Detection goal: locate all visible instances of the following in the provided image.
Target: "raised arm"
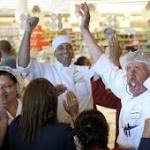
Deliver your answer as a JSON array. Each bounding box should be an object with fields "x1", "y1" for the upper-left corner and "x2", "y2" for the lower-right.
[
  {"x1": 18, "y1": 17, "x2": 39, "y2": 67},
  {"x1": 79, "y1": 2, "x2": 104, "y2": 63},
  {"x1": 104, "y1": 28, "x2": 121, "y2": 66},
  {"x1": 109, "y1": 34, "x2": 121, "y2": 66}
]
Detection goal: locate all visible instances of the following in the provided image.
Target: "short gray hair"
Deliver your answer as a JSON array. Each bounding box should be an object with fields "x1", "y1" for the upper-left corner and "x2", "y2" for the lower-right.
[
  {"x1": 120, "y1": 50, "x2": 150, "y2": 70},
  {"x1": 133, "y1": 51, "x2": 150, "y2": 69}
]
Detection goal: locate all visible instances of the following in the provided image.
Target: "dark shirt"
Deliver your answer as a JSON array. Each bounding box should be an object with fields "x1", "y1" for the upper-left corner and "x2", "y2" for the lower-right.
[
  {"x1": 6, "y1": 116, "x2": 76, "y2": 150},
  {"x1": 138, "y1": 138, "x2": 150, "y2": 150},
  {"x1": 0, "y1": 55, "x2": 16, "y2": 68}
]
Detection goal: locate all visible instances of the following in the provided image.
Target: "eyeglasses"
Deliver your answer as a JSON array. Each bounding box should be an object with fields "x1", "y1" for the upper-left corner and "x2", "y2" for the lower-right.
[{"x1": 0, "y1": 83, "x2": 15, "y2": 91}]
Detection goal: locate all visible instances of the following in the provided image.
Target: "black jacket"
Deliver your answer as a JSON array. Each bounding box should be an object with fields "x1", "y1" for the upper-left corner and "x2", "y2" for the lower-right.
[{"x1": 4, "y1": 116, "x2": 76, "y2": 150}]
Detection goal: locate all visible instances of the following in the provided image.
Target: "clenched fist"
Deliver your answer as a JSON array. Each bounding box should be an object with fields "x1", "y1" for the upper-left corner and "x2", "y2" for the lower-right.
[{"x1": 25, "y1": 17, "x2": 39, "y2": 33}]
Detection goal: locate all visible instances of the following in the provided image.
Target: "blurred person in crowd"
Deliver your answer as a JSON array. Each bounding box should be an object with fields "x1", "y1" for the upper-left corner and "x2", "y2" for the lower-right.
[
  {"x1": 17, "y1": 17, "x2": 94, "y2": 125},
  {"x1": 74, "y1": 56, "x2": 92, "y2": 67},
  {"x1": 75, "y1": 109, "x2": 109, "y2": 150},
  {"x1": 0, "y1": 40, "x2": 16, "y2": 68},
  {"x1": 75, "y1": 109, "x2": 131, "y2": 150},
  {"x1": 5, "y1": 78, "x2": 76, "y2": 150},
  {"x1": 78, "y1": 2, "x2": 150, "y2": 149},
  {"x1": 0, "y1": 66, "x2": 24, "y2": 148}
]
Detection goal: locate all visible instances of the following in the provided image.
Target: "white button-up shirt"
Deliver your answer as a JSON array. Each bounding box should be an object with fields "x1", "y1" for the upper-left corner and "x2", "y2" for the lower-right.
[
  {"x1": 17, "y1": 59, "x2": 94, "y2": 124},
  {"x1": 94, "y1": 54, "x2": 150, "y2": 149}
]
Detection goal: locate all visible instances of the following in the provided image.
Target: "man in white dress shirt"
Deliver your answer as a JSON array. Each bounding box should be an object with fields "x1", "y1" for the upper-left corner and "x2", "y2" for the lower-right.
[
  {"x1": 17, "y1": 17, "x2": 94, "y2": 125},
  {"x1": 79, "y1": 2, "x2": 150, "y2": 149}
]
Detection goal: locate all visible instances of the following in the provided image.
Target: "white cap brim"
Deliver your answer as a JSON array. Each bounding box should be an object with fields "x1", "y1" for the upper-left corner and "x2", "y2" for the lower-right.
[
  {"x1": 0, "y1": 66, "x2": 24, "y2": 94},
  {"x1": 52, "y1": 35, "x2": 71, "y2": 51}
]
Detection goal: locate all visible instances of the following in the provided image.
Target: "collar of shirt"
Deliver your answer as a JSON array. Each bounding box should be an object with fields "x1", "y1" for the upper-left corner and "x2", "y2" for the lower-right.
[
  {"x1": 54, "y1": 59, "x2": 73, "y2": 70},
  {"x1": 7, "y1": 99, "x2": 22, "y2": 125},
  {"x1": 144, "y1": 77, "x2": 150, "y2": 90}
]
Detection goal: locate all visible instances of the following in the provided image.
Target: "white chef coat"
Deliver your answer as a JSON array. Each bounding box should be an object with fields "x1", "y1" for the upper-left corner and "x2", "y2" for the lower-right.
[
  {"x1": 17, "y1": 59, "x2": 94, "y2": 124},
  {"x1": 94, "y1": 54, "x2": 150, "y2": 149},
  {"x1": 144, "y1": 77, "x2": 150, "y2": 90}
]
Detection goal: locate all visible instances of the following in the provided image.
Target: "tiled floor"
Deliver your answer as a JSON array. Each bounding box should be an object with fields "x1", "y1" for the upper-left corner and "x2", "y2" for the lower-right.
[{"x1": 97, "y1": 105, "x2": 116, "y2": 149}]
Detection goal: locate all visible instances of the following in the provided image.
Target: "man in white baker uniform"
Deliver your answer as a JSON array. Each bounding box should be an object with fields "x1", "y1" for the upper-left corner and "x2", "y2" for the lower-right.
[
  {"x1": 78, "y1": 2, "x2": 150, "y2": 150},
  {"x1": 16, "y1": 17, "x2": 94, "y2": 125}
]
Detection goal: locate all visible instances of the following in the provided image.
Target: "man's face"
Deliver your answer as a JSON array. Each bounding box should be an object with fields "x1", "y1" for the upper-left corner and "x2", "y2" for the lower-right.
[
  {"x1": 126, "y1": 61, "x2": 150, "y2": 97},
  {"x1": 54, "y1": 43, "x2": 74, "y2": 66}
]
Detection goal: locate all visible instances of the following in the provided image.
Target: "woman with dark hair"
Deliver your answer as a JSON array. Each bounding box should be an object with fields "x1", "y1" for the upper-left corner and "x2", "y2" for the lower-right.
[
  {"x1": 6, "y1": 78, "x2": 76, "y2": 150},
  {"x1": 75, "y1": 56, "x2": 91, "y2": 67},
  {"x1": 74, "y1": 109, "x2": 109, "y2": 150}
]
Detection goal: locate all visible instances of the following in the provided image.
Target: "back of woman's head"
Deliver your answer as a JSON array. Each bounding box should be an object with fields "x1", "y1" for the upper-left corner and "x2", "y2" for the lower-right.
[
  {"x1": 20, "y1": 78, "x2": 58, "y2": 144},
  {"x1": 75, "y1": 56, "x2": 91, "y2": 66},
  {"x1": 75, "y1": 109, "x2": 109, "y2": 150}
]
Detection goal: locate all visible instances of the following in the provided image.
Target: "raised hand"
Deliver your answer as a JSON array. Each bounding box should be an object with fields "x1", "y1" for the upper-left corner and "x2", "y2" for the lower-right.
[
  {"x1": 78, "y1": 2, "x2": 90, "y2": 29},
  {"x1": 25, "y1": 17, "x2": 39, "y2": 33},
  {"x1": 79, "y1": 2, "x2": 102, "y2": 63},
  {"x1": 55, "y1": 84, "x2": 67, "y2": 96},
  {"x1": 63, "y1": 90, "x2": 79, "y2": 121},
  {"x1": 105, "y1": 28, "x2": 121, "y2": 66}
]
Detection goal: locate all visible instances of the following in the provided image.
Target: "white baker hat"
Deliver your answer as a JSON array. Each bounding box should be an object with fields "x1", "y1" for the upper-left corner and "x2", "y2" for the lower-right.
[
  {"x1": 119, "y1": 51, "x2": 139, "y2": 69},
  {"x1": 119, "y1": 50, "x2": 150, "y2": 70},
  {"x1": 52, "y1": 35, "x2": 72, "y2": 51},
  {"x1": 0, "y1": 66, "x2": 24, "y2": 94}
]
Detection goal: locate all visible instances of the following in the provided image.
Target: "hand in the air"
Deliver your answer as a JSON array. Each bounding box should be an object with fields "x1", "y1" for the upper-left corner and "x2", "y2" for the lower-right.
[
  {"x1": 25, "y1": 17, "x2": 39, "y2": 33},
  {"x1": 78, "y1": 2, "x2": 90, "y2": 29},
  {"x1": 55, "y1": 84, "x2": 67, "y2": 96},
  {"x1": 63, "y1": 90, "x2": 79, "y2": 119}
]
